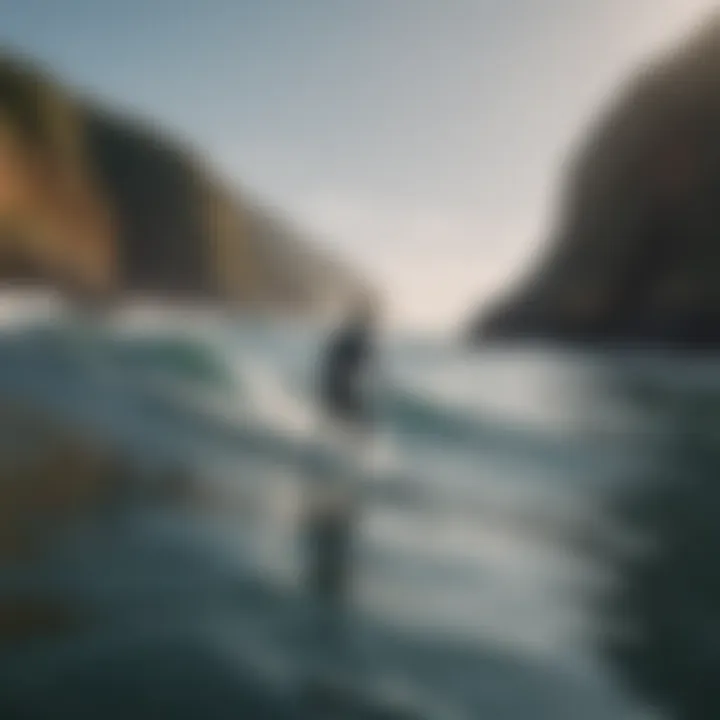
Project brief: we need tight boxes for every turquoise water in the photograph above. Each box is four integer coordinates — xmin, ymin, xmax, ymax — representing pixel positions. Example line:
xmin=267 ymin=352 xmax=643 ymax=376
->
xmin=0 ymin=308 xmax=711 ymax=719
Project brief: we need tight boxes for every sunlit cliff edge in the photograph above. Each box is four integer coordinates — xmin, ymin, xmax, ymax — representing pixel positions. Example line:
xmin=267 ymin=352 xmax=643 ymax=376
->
xmin=471 ymin=16 xmax=720 ymax=347
xmin=0 ymin=52 xmax=370 ymax=317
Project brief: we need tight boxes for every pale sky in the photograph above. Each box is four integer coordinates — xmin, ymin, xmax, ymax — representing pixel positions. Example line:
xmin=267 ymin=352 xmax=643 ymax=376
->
xmin=1 ymin=0 xmax=719 ymax=331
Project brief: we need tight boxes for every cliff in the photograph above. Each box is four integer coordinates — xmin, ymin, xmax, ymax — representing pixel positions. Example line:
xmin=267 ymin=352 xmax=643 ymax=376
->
xmin=0 ymin=53 xmax=368 ymax=315
xmin=472 ymin=18 xmax=720 ymax=347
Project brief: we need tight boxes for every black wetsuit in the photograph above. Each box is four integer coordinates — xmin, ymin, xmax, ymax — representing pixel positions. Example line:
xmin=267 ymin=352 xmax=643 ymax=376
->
xmin=320 ymin=321 xmax=371 ymax=426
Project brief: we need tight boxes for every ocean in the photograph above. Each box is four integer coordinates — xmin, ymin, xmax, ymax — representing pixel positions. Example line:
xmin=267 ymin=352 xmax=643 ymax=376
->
xmin=0 ymin=302 xmax=711 ymax=719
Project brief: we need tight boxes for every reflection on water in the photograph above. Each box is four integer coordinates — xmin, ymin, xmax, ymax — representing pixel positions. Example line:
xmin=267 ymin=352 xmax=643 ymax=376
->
xmin=0 ymin=306 xmax=715 ymax=719
xmin=590 ymin=375 xmax=720 ymax=720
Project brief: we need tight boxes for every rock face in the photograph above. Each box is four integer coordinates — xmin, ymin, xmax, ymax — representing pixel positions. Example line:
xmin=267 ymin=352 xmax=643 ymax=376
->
xmin=474 ymin=19 xmax=720 ymax=346
xmin=83 ymin=108 xmax=365 ymax=311
xmin=0 ymin=54 xmax=368 ymax=315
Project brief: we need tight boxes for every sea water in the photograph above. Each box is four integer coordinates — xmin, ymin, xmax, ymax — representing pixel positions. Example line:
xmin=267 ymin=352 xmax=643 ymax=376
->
xmin=0 ymin=304 xmax=711 ymax=719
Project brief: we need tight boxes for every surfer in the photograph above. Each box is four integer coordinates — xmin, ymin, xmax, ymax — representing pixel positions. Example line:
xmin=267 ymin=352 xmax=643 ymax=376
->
xmin=297 ymin=299 xmax=378 ymax=694
xmin=304 ymin=299 xmax=376 ymax=609
xmin=320 ymin=298 xmax=376 ymax=434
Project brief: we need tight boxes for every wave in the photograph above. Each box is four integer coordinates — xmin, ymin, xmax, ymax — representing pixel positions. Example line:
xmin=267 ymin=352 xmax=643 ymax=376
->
xmin=0 ymin=309 xmax=655 ymax=718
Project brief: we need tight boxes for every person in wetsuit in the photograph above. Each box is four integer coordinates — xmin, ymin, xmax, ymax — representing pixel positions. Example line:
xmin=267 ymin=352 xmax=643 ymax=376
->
xmin=319 ymin=302 xmax=375 ymax=429
xmin=304 ymin=301 xmax=376 ymax=612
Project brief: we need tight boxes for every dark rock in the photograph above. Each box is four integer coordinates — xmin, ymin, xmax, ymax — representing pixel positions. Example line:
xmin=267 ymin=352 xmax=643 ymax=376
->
xmin=472 ymin=16 xmax=720 ymax=347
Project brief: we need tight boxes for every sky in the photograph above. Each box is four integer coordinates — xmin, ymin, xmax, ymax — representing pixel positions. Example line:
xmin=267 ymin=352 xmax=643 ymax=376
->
xmin=1 ymin=0 xmax=719 ymax=331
